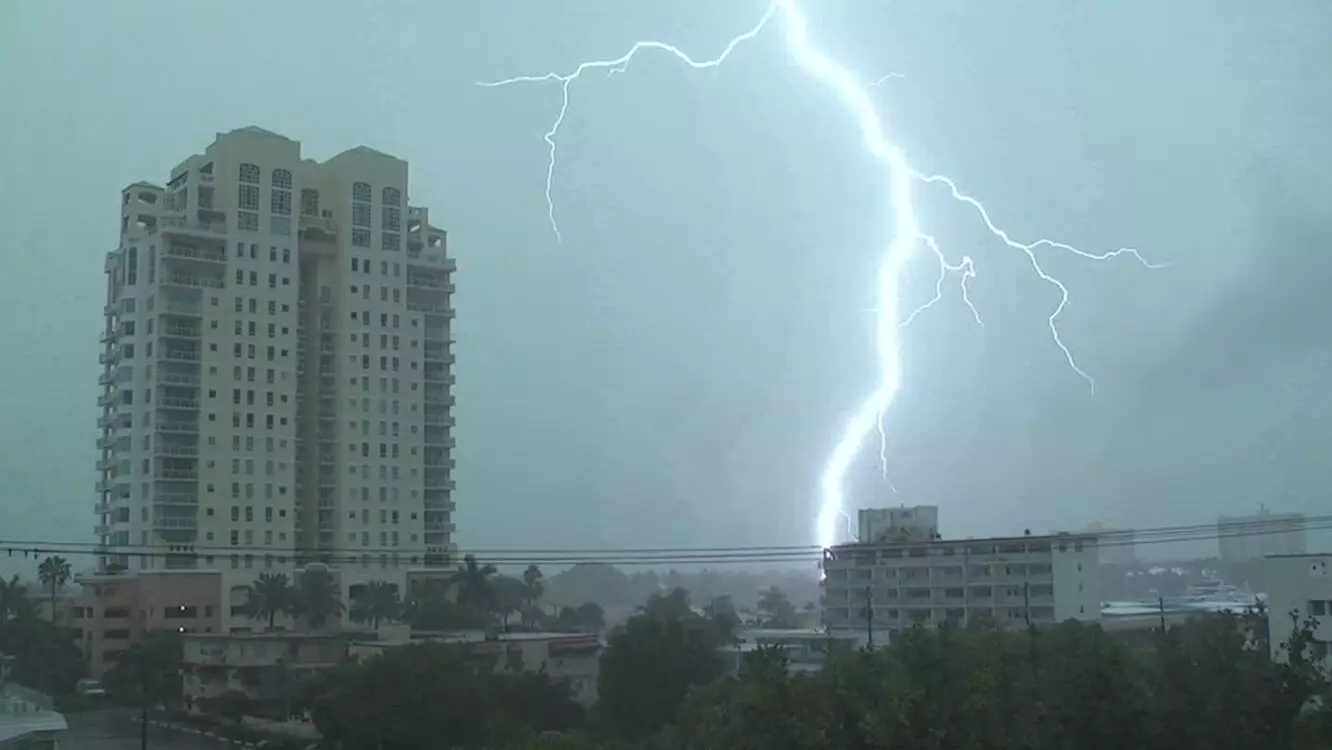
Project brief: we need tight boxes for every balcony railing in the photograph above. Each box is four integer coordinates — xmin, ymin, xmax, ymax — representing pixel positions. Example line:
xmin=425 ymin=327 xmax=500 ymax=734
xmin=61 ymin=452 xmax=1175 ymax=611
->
xmin=159 ymin=215 xmax=227 ymax=236
xmin=161 ymin=324 xmax=201 ymax=338
xmin=162 ymin=302 xmax=202 ymax=316
xmin=406 ymin=276 xmax=455 ymax=291
xmin=156 ymin=420 xmax=198 ymax=433
xmin=161 ymin=349 xmax=201 ymax=362
xmin=155 ymin=494 xmax=197 ymax=506
xmin=154 ymin=445 xmax=198 ymax=457
xmin=154 ymin=518 xmax=198 ymax=530
xmin=406 ymin=302 xmax=452 ymax=315
xmin=156 ymin=371 xmax=200 ymax=386
xmin=158 ymin=469 xmax=198 ymax=481
xmin=157 ymin=397 xmax=200 ymax=410
xmin=161 ymin=274 xmax=224 ymax=290
xmin=163 ymin=245 xmax=226 ymax=264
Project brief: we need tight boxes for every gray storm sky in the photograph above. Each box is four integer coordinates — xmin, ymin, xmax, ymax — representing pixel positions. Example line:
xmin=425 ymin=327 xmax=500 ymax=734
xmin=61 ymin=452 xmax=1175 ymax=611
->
xmin=2 ymin=0 xmax=1329 ymax=567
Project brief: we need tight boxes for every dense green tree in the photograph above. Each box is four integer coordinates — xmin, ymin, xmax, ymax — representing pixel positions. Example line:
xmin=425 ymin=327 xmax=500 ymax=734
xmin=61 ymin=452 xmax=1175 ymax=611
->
xmin=404 ymin=580 xmax=489 ymax=631
xmin=0 ymin=601 xmax=86 ymax=697
xmin=523 ymin=564 xmax=546 ymax=626
xmin=290 ymin=567 xmax=343 ymax=631
xmin=755 ymin=586 xmax=798 ymax=629
xmin=306 ymin=642 xmax=583 ymax=749
xmin=598 ymin=589 xmax=728 ymax=737
xmin=36 ymin=556 xmax=71 ymax=623
xmin=103 ymin=630 xmax=184 ymax=706
xmin=349 ymin=580 xmax=402 ymax=629
xmin=0 ymin=575 xmax=35 ymax=624
xmin=451 ymin=555 xmax=499 ymax=618
xmin=244 ymin=572 xmax=294 ymax=630
xmin=672 ymin=613 xmax=1332 ymax=750
xmin=494 ymin=575 xmax=529 ymax=629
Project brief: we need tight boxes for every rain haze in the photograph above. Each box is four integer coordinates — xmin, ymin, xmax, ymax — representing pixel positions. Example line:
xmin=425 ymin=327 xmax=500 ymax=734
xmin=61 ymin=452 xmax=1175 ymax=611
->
xmin=2 ymin=0 xmax=1330 ymax=570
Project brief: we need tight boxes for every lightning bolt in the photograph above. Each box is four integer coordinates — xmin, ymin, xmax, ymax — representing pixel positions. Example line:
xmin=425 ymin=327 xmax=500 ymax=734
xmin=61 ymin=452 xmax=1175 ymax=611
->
xmin=481 ymin=0 xmax=1161 ymax=553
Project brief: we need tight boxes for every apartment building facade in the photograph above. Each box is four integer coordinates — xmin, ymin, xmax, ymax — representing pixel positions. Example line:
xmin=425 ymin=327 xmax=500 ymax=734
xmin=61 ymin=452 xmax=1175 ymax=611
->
xmin=1263 ymin=553 xmax=1331 ymax=668
xmin=821 ymin=531 xmax=1101 ymax=645
xmin=94 ymin=126 xmax=457 ymax=616
xmin=1217 ymin=508 xmax=1307 ymax=564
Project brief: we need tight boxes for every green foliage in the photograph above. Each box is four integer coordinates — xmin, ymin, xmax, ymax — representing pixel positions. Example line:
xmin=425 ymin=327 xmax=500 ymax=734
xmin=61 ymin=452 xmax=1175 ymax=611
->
xmin=36 ymin=555 xmax=71 ymax=622
xmin=672 ymin=613 xmax=1332 ymax=750
xmin=103 ymin=629 xmax=184 ymax=706
xmin=452 ymin=554 xmax=499 ymax=617
xmin=755 ymin=587 xmax=797 ymax=629
xmin=0 ymin=576 xmax=85 ymax=697
xmin=244 ymin=572 xmax=295 ymax=630
xmin=349 ymin=580 xmax=403 ymax=629
xmin=597 ymin=588 xmax=728 ymax=737
xmin=305 ymin=642 xmax=584 ymax=749
xmin=404 ymin=579 xmax=490 ymax=631
xmin=289 ymin=566 xmax=344 ymax=630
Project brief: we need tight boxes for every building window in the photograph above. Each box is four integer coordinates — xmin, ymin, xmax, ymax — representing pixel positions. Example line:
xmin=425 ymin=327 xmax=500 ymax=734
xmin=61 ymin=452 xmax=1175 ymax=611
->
xmin=239 ymin=163 xmax=260 ymax=184
xmin=352 ymin=182 xmax=372 ymax=202
xmin=381 ymin=232 xmax=400 ymax=252
xmin=352 ymin=229 xmax=371 ymax=248
xmin=352 ymin=203 xmax=371 ymax=227
xmin=382 ymin=187 xmax=401 ymax=206
xmin=272 ymin=168 xmax=292 ymax=190
xmin=238 ymin=184 xmax=260 ymax=211
xmin=300 ymin=188 xmax=319 ymax=216
xmin=125 ymin=247 xmax=138 ymax=285
xmin=271 ymin=189 xmax=292 ymax=215
xmin=382 ymin=206 xmax=401 ymax=232
xmin=239 ymin=211 xmax=259 ymax=232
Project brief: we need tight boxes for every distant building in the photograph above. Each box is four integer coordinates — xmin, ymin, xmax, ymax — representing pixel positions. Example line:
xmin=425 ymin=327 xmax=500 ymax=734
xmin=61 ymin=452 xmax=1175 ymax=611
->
xmin=1262 ymin=553 xmax=1331 ymax=668
xmin=718 ymin=628 xmax=858 ymax=675
xmin=69 ymin=570 xmax=225 ymax=677
xmin=1217 ymin=508 xmax=1307 ymax=564
xmin=821 ymin=531 xmax=1101 ymax=644
xmin=0 ymin=656 xmax=67 ymax=749
xmin=182 ymin=631 xmax=358 ymax=713
xmin=857 ymin=505 xmax=939 ymax=543
xmin=1085 ymin=522 xmax=1136 ymax=566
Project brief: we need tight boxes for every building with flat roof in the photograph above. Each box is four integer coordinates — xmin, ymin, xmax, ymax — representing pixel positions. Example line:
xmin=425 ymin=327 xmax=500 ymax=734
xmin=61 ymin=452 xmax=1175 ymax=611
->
xmin=1262 ymin=553 xmax=1331 ymax=668
xmin=94 ymin=127 xmax=458 ymax=598
xmin=857 ymin=505 xmax=939 ymax=543
xmin=1217 ymin=507 xmax=1306 ymax=563
xmin=0 ymin=657 xmax=67 ymax=750
xmin=718 ymin=628 xmax=858 ymax=675
xmin=821 ymin=531 xmax=1100 ymax=644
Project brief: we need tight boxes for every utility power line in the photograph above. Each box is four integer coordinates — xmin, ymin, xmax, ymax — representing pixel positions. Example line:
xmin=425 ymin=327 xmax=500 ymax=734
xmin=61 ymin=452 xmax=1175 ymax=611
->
xmin=0 ymin=514 xmax=1323 ymax=568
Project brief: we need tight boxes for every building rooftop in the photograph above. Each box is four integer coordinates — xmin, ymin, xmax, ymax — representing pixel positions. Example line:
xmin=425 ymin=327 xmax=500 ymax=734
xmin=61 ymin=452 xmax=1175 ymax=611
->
xmin=830 ymin=529 xmax=1098 ymax=551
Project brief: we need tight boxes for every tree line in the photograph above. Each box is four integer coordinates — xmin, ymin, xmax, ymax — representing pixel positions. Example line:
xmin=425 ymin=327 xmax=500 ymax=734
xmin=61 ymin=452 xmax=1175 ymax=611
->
xmin=296 ymin=587 xmax=1331 ymax=749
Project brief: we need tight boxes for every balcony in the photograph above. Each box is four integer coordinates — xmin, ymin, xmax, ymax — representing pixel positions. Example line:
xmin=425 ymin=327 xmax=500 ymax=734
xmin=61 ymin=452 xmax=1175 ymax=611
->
xmin=423 ymin=414 xmax=456 ymax=427
xmin=154 ymin=518 xmax=198 ymax=530
xmin=424 ymin=522 xmax=456 ymax=533
xmin=156 ymin=371 xmax=200 ymax=386
xmin=406 ymin=276 xmax=454 ymax=291
xmin=423 ymin=436 xmax=457 ymax=450
xmin=162 ymin=301 xmax=202 ymax=316
xmin=299 ymin=215 xmax=335 ymax=232
xmin=406 ymin=301 xmax=453 ymax=315
xmin=160 ymin=324 xmax=201 ymax=339
xmin=159 ymin=215 xmax=227 ymax=237
xmin=154 ymin=444 xmax=198 ymax=458
xmin=422 ymin=369 xmax=453 ymax=384
xmin=98 ymin=350 xmax=119 ymax=365
xmin=161 ymin=274 xmax=224 ymax=290
xmin=96 ymin=435 xmax=115 ymax=450
xmin=156 ymin=420 xmax=198 ymax=434
xmin=423 ymin=479 xmax=456 ymax=491
xmin=154 ymin=494 xmax=197 ymax=506
xmin=97 ymin=393 xmax=114 ymax=408
xmin=94 ymin=501 xmax=111 ymax=515
xmin=94 ymin=524 xmax=111 ymax=536
xmin=158 ymin=469 xmax=198 ymax=481
xmin=157 ymin=397 xmax=200 ymax=411
xmin=161 ymin=348 xmax=201 ymax=362
xmin=99 ymin=329 xmax=117 ymax=345
xmin=162 ymin=245 xmax=226 ymax=264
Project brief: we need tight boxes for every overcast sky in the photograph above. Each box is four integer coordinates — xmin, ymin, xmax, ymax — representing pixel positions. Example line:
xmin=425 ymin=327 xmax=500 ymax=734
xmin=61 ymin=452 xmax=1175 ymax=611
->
xmin=2 ymin=0 xmax=1329 ymax=570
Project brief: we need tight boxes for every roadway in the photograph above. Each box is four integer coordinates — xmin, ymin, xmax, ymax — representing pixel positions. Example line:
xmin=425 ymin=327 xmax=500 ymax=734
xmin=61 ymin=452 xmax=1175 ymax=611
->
xmin=61 ymin=710 xmax=240 ymax=750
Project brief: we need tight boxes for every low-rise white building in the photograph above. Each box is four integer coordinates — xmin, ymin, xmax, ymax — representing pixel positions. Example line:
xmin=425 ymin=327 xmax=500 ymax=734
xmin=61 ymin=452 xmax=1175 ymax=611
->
xmin=719 ymin=628 xmax=858 ymax=675
xmin=1263 ymin=553 xmax=1331 ymax=668
xmin=1218 ymin=508 xmax=1307 ymax=563
xmin=821 ymin=531 xmax=1101 ymax=643
xmin=0 ymin=657 xmax=67 ymax=750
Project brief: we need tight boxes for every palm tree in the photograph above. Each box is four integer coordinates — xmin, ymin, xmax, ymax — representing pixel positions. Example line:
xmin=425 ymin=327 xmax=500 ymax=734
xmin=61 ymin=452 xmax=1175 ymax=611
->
xmin=0 ymin=575 xmax=31 ymax=625
xmin=36 ymin=555 xmax=72 ymax=624
xmin=450 ymin=555 xmax=498 ymax=619
xmin=349 ymin=581 xmax=401 ymax=630
xmin=245 ymin=572 xmax=294 ymax=630
xmin=522 ymin=564 xmax=545 ymax=626
xmin=290 ymin=567 xmax=344 ymax=631
xmin=575 ymin=602 xmax=606 ymax=633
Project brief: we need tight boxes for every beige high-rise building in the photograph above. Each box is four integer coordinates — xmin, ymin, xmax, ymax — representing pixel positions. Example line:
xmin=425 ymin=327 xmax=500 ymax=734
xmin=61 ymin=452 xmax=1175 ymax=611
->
xmin=94 ymin=127 xmax=457 ymax=614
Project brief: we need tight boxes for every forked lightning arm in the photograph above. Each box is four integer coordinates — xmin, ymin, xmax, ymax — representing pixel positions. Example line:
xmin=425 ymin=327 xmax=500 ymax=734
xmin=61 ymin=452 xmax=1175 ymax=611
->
xmin=480 ymin=0 xmax=1161 ymax=552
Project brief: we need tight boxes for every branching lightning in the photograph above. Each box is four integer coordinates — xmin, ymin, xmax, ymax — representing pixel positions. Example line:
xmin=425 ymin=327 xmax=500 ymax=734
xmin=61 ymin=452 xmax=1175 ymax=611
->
xmin=481 ymin=0 xmax=1161 ymax=553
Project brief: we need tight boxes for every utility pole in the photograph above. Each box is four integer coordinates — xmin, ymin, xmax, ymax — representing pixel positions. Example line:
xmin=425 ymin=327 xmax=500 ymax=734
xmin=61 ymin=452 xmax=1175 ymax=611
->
xmin=139 ymin=662 xmax=149 ymax=750
xmin=1157 ymin=596 xmax=1166 ymax=633
xmin=1023 ymin=581 xmax=1032 ymax=630
xmin=864 ymin=585 xmax=874 ymax=649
